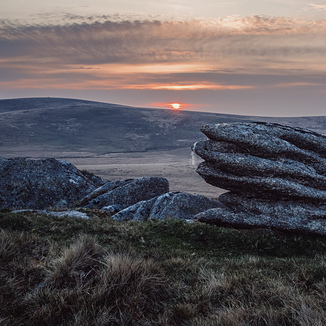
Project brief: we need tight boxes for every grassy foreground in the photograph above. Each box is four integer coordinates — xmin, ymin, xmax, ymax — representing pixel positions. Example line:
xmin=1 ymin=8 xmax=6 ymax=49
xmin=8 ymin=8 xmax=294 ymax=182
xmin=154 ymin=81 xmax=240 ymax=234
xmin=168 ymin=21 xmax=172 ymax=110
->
xmin=1 ymin=209 xmax=326 ymax=325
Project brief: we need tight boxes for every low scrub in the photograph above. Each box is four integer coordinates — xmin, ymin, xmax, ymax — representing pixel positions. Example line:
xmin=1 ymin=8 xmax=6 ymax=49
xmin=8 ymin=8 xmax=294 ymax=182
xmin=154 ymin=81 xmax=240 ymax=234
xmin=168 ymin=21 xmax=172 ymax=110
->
xmin=1 ymin=210 xmax=326 ymax=325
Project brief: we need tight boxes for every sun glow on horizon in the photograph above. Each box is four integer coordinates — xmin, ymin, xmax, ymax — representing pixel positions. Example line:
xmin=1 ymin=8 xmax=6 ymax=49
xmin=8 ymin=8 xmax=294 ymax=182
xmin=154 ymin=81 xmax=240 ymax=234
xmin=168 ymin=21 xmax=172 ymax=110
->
xmin=170 ymin=102 xmax=181 ymax=110
xmin=151 ymin=102 xmax=195 ymax=111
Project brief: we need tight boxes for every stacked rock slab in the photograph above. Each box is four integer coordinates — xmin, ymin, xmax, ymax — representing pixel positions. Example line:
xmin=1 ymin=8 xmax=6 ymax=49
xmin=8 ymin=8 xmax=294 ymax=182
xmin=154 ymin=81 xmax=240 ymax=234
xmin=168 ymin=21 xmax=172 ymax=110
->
xmin=193 ymin=122 xmax=326 ymax=235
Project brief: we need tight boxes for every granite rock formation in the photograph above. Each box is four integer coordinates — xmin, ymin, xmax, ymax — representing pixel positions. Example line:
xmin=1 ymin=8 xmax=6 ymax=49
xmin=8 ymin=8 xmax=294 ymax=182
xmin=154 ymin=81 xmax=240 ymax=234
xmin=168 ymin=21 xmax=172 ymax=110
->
xmin=79 ymin=180 xmax=133 ymax=206
xmin=193 ymin=122 xmax=326 ymax=235
xmin=1 ymin=158 xmax=169 ymax=213
xmin=112 ymin=192 xmax=222 ymax=221
xmin=81 ymin=176 xmax=169 ymax=210
xmin=0 ymin=157 xmax=97 ymax=209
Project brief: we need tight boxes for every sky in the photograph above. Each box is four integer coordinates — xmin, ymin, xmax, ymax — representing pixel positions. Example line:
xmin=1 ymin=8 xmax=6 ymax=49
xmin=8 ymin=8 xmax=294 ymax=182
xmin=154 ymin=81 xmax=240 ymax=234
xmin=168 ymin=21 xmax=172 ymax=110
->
xmin=1 ymin=1 xmax=326 ymax=116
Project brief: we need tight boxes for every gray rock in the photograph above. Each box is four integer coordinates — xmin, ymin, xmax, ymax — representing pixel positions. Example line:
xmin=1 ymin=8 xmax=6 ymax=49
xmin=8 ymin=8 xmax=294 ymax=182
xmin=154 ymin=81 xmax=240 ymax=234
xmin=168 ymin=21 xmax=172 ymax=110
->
xmin=12 ymin=209 xmax=89 ymax=219
xmin=112 ymin=197 xmax=158 ymax=221
xmin=102 ymin=204 xmax=124 ymax=214
xmin=194 ymin=122 xmax=326 ymax=201
xmin=200 ymin=122 xmax=326 ymax=161
xmin=219 ymin=192 xmax=326 ymax=220
xmin=197 ymin=162 xmax=326 ymax=202
xmin=149 ymin=192 xmax=222 ymax=220
xmin=0 ymin=157 xmax=96 ymax=209
xmin=193 ymin=122 xmax=326 ymax=234
xmin=83 ymin=176 xmax=169 ymax=209
xmin=80 ymin=170 xmax=108 ymax=187
xmin=80 ymin=179 xmax=133 ymax=206
xmin=112 ymin=192 xmax=222 ymax=221
xmin=195 ymin=207 xmax=326 ymax=235
xmin=195 ymin=141 xmax=326 ymax=188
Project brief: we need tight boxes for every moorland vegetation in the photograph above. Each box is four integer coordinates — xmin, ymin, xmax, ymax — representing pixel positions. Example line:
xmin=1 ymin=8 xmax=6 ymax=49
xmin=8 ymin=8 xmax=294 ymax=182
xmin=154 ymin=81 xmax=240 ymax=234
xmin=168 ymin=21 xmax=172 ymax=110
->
xmin=1 ymin=209 xmax=326 ymax=325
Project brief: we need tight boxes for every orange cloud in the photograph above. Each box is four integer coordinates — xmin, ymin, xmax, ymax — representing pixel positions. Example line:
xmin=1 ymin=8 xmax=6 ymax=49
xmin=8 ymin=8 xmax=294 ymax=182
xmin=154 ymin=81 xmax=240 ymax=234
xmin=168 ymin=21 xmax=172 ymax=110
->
xmin=150 ymin=84 xmax=254 ymax=90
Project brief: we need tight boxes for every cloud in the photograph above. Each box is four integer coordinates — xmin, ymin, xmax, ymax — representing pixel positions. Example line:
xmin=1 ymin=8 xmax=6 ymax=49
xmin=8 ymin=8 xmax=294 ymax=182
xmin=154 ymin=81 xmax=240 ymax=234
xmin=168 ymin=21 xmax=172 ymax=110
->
xmin=2 ymin=15 xmax=326 ymax=63
xmin=1 ymin=14 xmax=326 ymax=91
xmin=309 ymin=3 xmax=326 ymax=11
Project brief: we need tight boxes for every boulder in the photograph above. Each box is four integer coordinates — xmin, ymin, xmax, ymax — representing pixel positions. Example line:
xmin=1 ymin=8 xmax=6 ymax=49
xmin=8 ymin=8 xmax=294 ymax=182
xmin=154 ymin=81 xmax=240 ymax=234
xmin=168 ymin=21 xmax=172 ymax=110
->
xmin=112 ymin=192 xmax=222 ymax=221
xmin=82 ymin=176 xmax=169 ymax=209
xmin=193 ymin=122 xmax=326 ymax=234
xmin=112 ymin=197 xmax=158 ymax=221
xmin=79 ymin=179 xmax=133 ymax=206
xmin=0 ymin=157 xmax=96 ymax=209
xmin=194 ymin=122 xmax=326 ymax=201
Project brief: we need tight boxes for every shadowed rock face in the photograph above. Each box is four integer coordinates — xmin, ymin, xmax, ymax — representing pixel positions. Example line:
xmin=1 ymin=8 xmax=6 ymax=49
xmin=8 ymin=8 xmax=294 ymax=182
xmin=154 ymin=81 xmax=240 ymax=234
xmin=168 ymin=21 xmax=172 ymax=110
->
xmin=194 ymin=122 xmax=326 ymax=235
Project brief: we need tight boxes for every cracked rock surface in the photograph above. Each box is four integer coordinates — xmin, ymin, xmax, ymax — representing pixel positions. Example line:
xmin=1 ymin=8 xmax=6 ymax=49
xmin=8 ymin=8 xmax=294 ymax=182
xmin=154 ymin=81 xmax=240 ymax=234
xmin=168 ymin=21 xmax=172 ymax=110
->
xmin=194 ymin=122 xmax=326 ymax=235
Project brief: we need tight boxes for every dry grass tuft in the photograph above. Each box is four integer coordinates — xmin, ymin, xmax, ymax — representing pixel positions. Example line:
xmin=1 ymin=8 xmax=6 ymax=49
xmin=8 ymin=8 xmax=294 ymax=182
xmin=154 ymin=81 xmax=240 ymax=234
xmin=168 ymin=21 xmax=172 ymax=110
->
xmin=21 ymin=234 xmax=171 ymax=325
xmin=46 ymin=234 xmax=105 ymax=288
xmin=3 ymin=210 xmax=326 ymax=325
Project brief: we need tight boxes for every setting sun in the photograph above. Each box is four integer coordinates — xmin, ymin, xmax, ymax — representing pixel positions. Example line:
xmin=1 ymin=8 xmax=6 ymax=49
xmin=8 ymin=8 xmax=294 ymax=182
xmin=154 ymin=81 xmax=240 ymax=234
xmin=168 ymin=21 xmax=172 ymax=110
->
xmin=170 ymin=103 xmax=181 ymax=110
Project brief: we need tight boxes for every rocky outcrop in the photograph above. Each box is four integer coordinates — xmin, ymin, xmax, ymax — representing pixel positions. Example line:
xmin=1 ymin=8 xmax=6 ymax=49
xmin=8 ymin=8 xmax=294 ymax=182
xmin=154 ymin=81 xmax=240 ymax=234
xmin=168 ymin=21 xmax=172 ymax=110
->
xmin=2 ymin=157 xmax=221 ymax=222
xmin=81 ymin=177 xmax=169 ymax=209
xmin=194 ymin=122 xmax=326 ymax=235
xmin=79 ymin=180 xmax=133 ymax=206
xmin=0 ymin=157 xmax=96 ymax=209
xmin=112 ymin=192 xmax=222 ymax=221
xmin=13 ymin=209 xmax=90 ymax=219
xmin=79 ymin=170 xmax=107 ymax=188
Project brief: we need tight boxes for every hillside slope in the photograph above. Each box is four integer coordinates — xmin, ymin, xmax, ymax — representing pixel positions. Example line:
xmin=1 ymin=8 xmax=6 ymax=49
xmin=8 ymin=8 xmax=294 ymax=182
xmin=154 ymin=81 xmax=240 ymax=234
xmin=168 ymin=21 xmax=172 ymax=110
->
xmin=2 ymin=98 xmax=325 ymax=155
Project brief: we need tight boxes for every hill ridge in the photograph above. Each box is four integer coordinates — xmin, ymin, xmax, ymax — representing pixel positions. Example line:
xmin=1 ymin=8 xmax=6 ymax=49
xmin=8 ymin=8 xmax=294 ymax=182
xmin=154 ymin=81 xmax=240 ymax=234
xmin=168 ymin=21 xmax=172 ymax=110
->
xmin=1 ymin=97 xmax=326 ymax=155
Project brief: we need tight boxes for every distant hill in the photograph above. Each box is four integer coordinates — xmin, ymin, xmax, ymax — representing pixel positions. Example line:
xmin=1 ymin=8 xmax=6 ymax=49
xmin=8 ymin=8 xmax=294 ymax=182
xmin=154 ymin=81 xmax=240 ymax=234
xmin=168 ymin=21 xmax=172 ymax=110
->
xmin=1 ymin=97 xmax=326 ymax=154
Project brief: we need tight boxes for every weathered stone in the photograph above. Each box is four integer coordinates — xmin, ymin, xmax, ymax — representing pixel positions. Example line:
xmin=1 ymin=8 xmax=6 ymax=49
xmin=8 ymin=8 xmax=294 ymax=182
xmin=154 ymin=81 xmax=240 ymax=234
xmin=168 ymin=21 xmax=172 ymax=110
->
xmin=83 ymin=176 xmax=169 ymax=209
xmin=112 ymin=197 xmax=158 ymax=221
xmin=193 ymin=122 xmax=326 ymax=234
xmin=112 ymin=192 xmax=222 ymax=221
xmin=80 ymin=170 xmax=107 ymax=187
xmin=197 ymin=162 xmax=326 ymax=202
xmin=80 ymin=179 xmax=133 ymax=206
xmin=200 ymin=122 xmax=326 ymax=162
xmin=195 ymin=141 xmax=326 ymax=188
xmin=195 ymin=206 xmax=326 ymax=236
xmin=194 ymin=122 xmax=326 ymax=202
xmin=102 ymin=204 xmax=124 ymax=214
xmin=12 ymin=209 xmax=89 ymax=219
xmin=149 ymin=192 xmax=222 ymax=220
xmin=219 ymin=192 xmax=326 ymax=220
xmin=0 ymin=157 xmax=96 ymax=209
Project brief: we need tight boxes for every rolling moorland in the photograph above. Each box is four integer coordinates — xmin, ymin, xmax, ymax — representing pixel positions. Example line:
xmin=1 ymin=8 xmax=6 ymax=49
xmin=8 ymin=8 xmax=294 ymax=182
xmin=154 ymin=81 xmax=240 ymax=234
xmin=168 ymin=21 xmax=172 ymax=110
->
xmin=2 ymin=98 xmax=326 ymax=325
xmin=1 ymin=97 xmax=326 ymax=155
xmin=1 ymin=97 xmax=326 ymax=196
